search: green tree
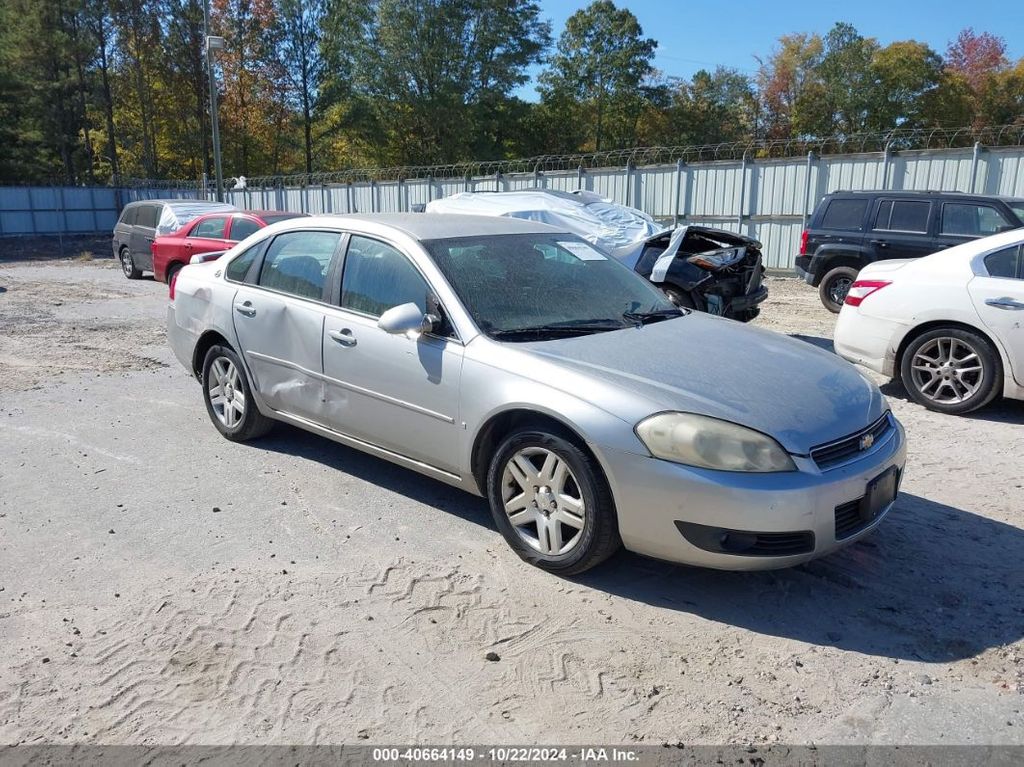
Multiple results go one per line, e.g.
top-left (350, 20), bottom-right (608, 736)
top-left (755, 32), bottom-right (824, 139)
top-left (665, 67), bottom-right (757, 146)
top-left (817, 22), bottom-right (881, 135)
top-left (869, 41), bottom-right (944, 130)
top-left (538, 0), bottom-right (656, 151)
top-left (277, 0), bottom-right (325, 174)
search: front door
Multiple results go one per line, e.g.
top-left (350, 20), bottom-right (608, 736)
top-left (231, 230), bottom-right (343, 422)
top-left (968, 243), bottom-right (1024, 386)
top-left (321, 234), bottom-right (464, 473)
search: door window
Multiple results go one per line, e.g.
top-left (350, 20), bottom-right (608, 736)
top-left (820, 199), bottom-right (868, 230)
top-left (135, 204), bottom-right (159, 228)
top-left (229, 217), bottom-right (261, 242)
top-left (941, 203), bottom-right (1013, 237)
top-left (258, 231), bottom-right (340, 300)
top-left (984, 245), bottom-right (1023, 279)
top-left (118, 206), bottom-right (137, 225)
top-left (191, 217), bottom-right (227, 239)
top-left (225, 242), bottom-right (263, 283)
top-left (874, 200), bottom-right (930, 233)
top-left (340, 236), bottom-right (429, 316)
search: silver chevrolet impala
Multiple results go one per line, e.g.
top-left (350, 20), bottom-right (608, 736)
top-left (167, 214), bottom-right (907, 574)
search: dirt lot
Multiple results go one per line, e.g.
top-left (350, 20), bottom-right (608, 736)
top-left (1, 250), bottom-right (1023, 746)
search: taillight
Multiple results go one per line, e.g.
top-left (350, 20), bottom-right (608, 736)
top-left (844, 280), bottom-right (891, 307)
top-left (169, 270), bottom-right (179, 301)
top-left (798, 230), bottom-right (809, 255)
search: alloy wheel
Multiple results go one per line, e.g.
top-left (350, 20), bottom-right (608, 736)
top-left (207, 356), bottom-right (247, 428)
top-left (828, 276), bottom-right (853, 305)
top-left (501, 447), bottom-right (586, 556)
top-left (909, 336), bottom-right (984, 404)
top-left (120, 251), bottom-right (134, 277)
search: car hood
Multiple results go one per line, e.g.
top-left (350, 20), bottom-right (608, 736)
top-left (514, 314), bottom-right (886, 454)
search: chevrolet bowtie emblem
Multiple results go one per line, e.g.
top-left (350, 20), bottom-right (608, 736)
top-left (859, 433), bottom-right (875, 451)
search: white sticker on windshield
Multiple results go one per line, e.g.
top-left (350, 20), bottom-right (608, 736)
top-left (557, 241), bottom-right (607, 261)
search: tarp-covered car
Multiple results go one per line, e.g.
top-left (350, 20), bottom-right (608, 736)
top-left (424, 190), bottom-right (767, 321)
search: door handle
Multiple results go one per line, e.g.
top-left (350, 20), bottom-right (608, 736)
top-left (328, 328), bottom-right (357, 347)
top-left (985, 297), bottom-right (1024, 310)
top-left (234, 301), bottom-right (256, 317)
top-left (869, 240), bottom-right (889, 247)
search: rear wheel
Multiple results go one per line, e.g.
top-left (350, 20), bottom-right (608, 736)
top-left (165, 261), bottom-right (184, 285)
top-left (119, 247), bottom-right (142, 279)
top-left (900, 327), bottom-right (1001, 415)
top-left (818, 266), bottom-right (859, 313)
top-left (486, 428), bottom-right (620, 575)
top-left (201, 345), bottom-right (274, 441)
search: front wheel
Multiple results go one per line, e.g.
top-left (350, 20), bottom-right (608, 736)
top-left (201, 345), bottom-right (274, 440)
top-left (486, 428), bottom-right (621, 575)
top-left (818, 266), bottom-right (859, 313)
top-left (900, 327), bottom-right (1002, 414)
top-left (120, 247), bottom-right (142, 279)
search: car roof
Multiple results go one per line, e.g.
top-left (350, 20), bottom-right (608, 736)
top-left (127, 199), bottom-right (234, 208)
top-left (269, 212), bottom-right (564, 240)
top-left (825, 190), bottom-right (1022, 202)
top-left (240, 210), bottom-right (309, 218)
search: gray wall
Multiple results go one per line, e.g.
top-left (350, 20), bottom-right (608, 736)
top-left (6, 146), bottom-right (1024, 269)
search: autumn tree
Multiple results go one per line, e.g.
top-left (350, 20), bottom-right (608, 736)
top-left (539, 0), bottom-right (656, 151)
top-left (756, 33), bottom-right (824, 139)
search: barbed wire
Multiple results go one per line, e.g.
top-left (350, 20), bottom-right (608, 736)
top-left (124, 122), bottom-right (1024, 189)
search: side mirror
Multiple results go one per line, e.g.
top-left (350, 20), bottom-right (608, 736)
top-left (377, 302), bottom-right (437, 335)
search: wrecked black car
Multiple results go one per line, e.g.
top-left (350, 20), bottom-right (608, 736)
top-left (424, 190), bottom-right (767, 322)
top-left (633, 226), bottom-right (767, 321)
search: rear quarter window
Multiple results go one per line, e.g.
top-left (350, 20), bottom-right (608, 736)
top-left (118, 206), bottom-right (137, 226)
top-left (984, 245), bottom-right (1022, 279)
top-left (136, 204), bottom-right (160, 229)
top-left (820, 199), bottom-right (868, 231)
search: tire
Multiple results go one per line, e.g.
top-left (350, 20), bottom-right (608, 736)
top-left (663, 286), bottom-right (696, 310)
top-left (201, 344), bottom-right (274, 441)
top-left (818, 266), bottom-right (859, 313)
top-left (119, 247), bottom-right (142, 280)
top-left (486, 427), bottom-right (621, 575)
top-left (165, 261), bottom-right (184, 285)
top-left (899, 326), bottom-right (1002, 415)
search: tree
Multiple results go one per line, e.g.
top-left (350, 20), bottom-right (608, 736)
top-left (869, 41), bottom-right (944, 130)
top-left (817, 22), bottom-right (881, 135)
top-left (277, 0), bottom-right (325, 174)
top-left (663, 68), bottom-right (757, 146)
top-left (755, 33), bottom-right (824, 139)
top-left (946, 28), bottom-right (1007, 91)
top-left (539, 0), bottom-right (656, 151)
top-left (324, 0), bottom-right (549, 165)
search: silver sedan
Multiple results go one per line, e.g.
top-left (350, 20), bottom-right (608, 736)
top-left (167, 214), bottom-right (907, 574)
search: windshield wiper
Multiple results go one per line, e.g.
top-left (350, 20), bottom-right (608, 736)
top-left (488, 318), bottom-right (628, 340)
top-left (622, 307), bottom-right (685, 326)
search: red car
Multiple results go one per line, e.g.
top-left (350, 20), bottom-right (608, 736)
top-left (151, 210), bottom-right (308, 282)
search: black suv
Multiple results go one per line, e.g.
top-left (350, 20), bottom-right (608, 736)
top-left (794, 191), bottom-right (1024, 312)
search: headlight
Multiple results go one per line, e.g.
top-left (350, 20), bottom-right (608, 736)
top-left (635, 412), bottom-right (796, 472)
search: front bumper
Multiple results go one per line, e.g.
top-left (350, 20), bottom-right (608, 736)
top-left (599, 419), bottom-right (907, 570)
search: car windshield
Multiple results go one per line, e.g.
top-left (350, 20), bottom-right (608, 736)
top-left (422, 233), bottom-right (681, 340)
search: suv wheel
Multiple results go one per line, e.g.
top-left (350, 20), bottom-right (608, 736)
top-left (119, 247), bottom-right (142, 279)
top-left (486, 428), bottom-right (621, 575)
top-left (900, 327), bottom-right (1002, 415)
top-left (818, 266), bottom-right (858, 313)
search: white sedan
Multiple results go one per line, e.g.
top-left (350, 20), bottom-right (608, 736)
top-left (834, 229), bottom-right (1024, 414)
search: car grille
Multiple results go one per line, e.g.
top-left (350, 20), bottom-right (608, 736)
top-left (811, 413), bottom-right (893, 470)
top-left (675, 521), bottom-right (815, 557)
top-left (834, 499), bottom-right (867, 540)
top-left (743, 531), bottom-right (815, 556)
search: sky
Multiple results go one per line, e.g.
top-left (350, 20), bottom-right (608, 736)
top-left (516, 0), bottom-right (1024, 99)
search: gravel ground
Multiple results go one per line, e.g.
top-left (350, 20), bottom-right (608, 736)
top-left (0, 255), bottom-right (1022, 746)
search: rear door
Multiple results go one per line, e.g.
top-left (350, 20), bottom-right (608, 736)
top-left (809, 196), bottom-right (868, 258)
top-left (226, 215), bottom-right (263, 244)
top-left (967, 243), bottom-right (1024, 386)
top-left (130, 204), bottom-right (160, 269)
top-left (936, 200), bottom-right (1017, 252)
top-left (867, 198), bottom-right (935, 261)
top-left (230, 229), bottom-right (344, 423)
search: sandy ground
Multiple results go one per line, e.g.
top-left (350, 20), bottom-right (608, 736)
top-left (0, 255), bottom-right (1023, 746)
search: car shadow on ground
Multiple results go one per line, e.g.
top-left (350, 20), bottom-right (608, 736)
top-left (879, 379), bottom-right (1024, 424)
top-left (253, 424), bottom-right (1022, 664)
top-left (791, 333), bottom-right (835, 353)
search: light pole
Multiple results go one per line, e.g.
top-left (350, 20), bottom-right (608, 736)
top-left (203, 0), bottom-right (225, 202)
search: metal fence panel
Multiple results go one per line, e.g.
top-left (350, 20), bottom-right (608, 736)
top-left (7, 145), bottom-right (1024, 268)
